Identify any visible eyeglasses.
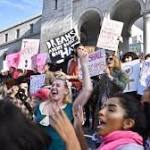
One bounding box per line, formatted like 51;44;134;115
106;57;113;61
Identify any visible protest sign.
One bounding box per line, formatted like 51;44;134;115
46;29;79;63
137;60;150;95
97;18;124;51
32;53;48;73
122;59;141;93
6;52;20;69
79;49;106;78
18;39;40;70
30;74;46;95
88;49;106;77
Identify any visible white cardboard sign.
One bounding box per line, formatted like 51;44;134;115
122;59;141;93
97;18;124;51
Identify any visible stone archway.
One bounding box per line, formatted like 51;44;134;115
110;0;142;53
78;10;101;48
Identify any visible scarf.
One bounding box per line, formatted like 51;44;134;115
97;130;143;150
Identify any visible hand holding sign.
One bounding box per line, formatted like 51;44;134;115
77;47;88;63
79;49;106;78
104;66;111;76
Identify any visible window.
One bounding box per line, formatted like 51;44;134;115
16;29;20;38
5;33;8;42
30;24;34;33
55;0;58;10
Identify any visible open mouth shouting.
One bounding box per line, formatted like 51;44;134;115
97;118;107;129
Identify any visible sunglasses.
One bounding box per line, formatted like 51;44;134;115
106;57;114;61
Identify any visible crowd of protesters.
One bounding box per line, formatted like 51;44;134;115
0;43;150;150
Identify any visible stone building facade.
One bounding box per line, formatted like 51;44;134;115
41;0;150;54
0;15;41;55
0;0;150;57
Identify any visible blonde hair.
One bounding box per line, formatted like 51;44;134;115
113;55;121;70
53;71;72;103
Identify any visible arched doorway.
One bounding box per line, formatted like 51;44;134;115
111;0;142;53
78;10;101;52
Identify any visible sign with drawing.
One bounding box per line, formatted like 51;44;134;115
18;39;39;70
122;59;141;93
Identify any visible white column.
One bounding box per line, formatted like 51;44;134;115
143;13;150;54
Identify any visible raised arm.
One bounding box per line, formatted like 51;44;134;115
73;48;93;109
73;105;88;150
49;109;81;150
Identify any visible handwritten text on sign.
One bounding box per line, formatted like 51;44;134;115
30;74;46;95
79;49;106;78
18;39;40;70
46;29;79;63
97;18;123;51
88;49;106;77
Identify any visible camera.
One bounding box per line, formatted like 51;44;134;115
15;88;28;101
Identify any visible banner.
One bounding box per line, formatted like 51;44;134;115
137;60;150;95
122;59;141;93
18;39;40;70
6;52;20;69
97;18;124;51
46;29;79;63
30;74;46;95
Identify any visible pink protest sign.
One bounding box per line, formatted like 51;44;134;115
6;52;20;68
36;53;47;66
36;53;47;73
36;53;48;73
18;39;40;70
32;53;48;73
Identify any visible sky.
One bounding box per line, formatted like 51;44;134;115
0;0;43;31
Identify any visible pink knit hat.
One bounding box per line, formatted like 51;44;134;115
33;88;50;101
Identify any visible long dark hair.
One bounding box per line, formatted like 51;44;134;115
122;52;139;62
112;93;147;138
0;99;50;150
